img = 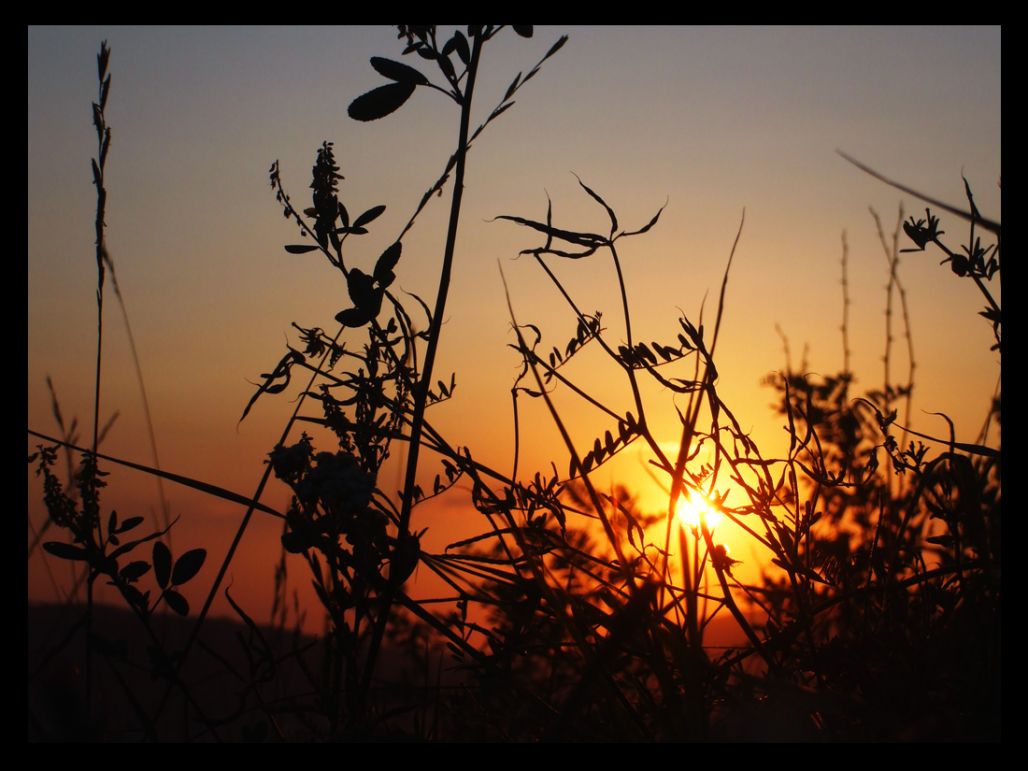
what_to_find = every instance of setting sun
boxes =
[674,491,724,531]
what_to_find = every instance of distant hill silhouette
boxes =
[28,600,761,741]
[28,602,448,741]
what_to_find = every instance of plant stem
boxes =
[87,41,112,721]
[397,32,483,539]
[358,30,485,722]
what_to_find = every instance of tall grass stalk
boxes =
[103,252,174,549]
[84,40,113,718]
[30,42,224,741]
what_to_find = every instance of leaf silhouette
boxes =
[347,268,377,308]
[43,541,89,561]
[335,307,372,328]
[164,588,189,616]
[451,31,470,65]
[545,35,569,60]
[573,174,618,235]
[496,214,605,248]
[374,241,402,285]
[513,25,534,38]
[171,548,207,586]
[370,56,429,86]
[120,560,151,581]
[153,540,171,589]
[108,526,174,562]
[116,515,144,533]
[504,73,522,102]
[353,204,386,228]
[619,202,667,238]
[284,244,320,254]
[437,53,456,84]
[348,81,417,121]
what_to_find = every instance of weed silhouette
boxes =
[28,29,1000,742]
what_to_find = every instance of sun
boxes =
[674,490,724,531]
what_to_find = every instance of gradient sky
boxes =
[28,26,1001,624]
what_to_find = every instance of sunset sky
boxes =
[28,26,1001,625]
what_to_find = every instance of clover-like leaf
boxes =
[171,548,207,586]
[353,205,386,228]
[437,53,456,83]
[374,241,402,286]
[43,541,89,562]
[450,31,470,65]
[153,540,172,589]
[370,56,429,86]
[335,307,372,328]
[348,81,417,122]
[116,516,144,534]
[120,561,151,581]
[347,268,377,309]
[163,588,189,616]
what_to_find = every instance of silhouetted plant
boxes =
[751,182,1000,739]
[28,30,1000,743]
[236,25,570,736]
[28,42,220,742]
